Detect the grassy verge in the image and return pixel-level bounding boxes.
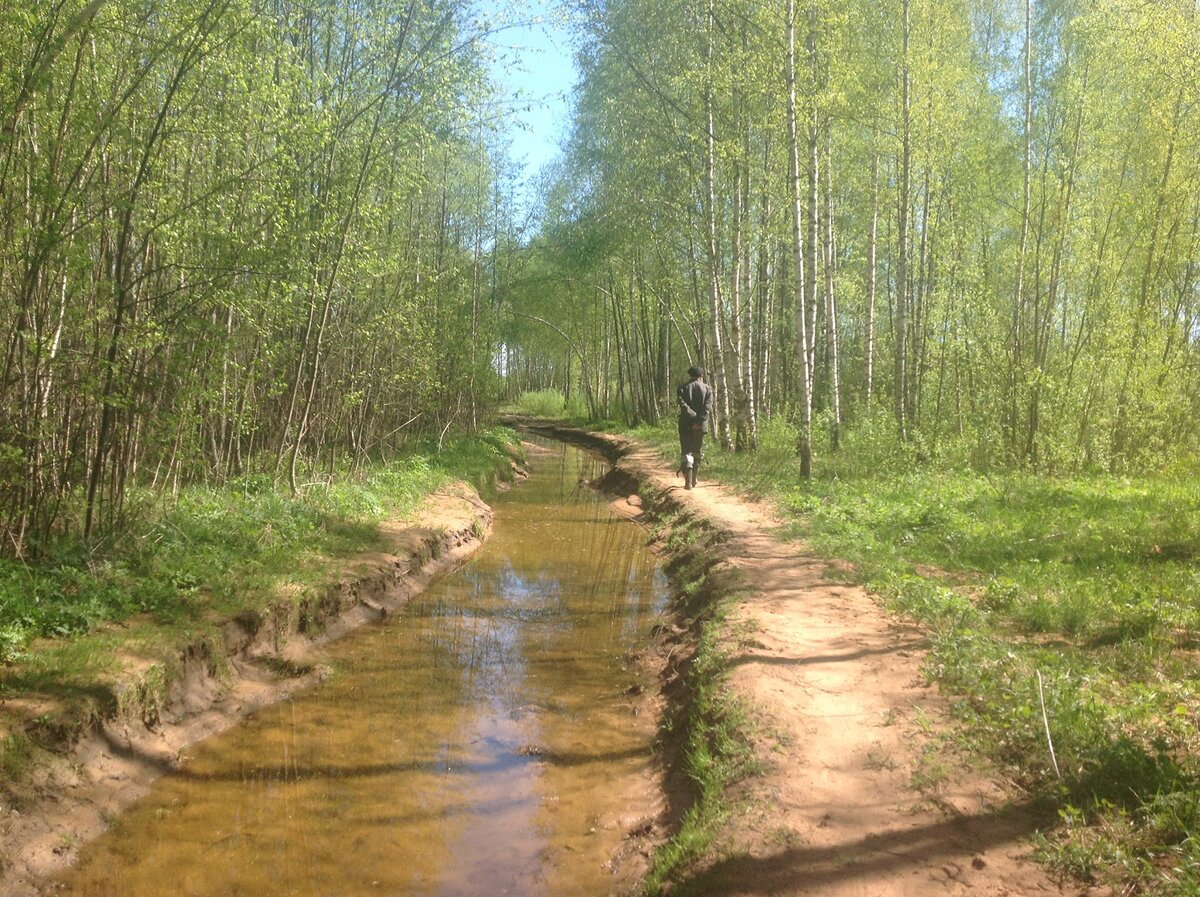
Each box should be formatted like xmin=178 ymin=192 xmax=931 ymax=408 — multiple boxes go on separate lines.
xmin=0 ymin=428 xmax=520 ymax=799
xmin=640 ymin=505 xmax=759 ymax=896
xmin=501 ymin=388 xmax=590 ymax=419
xmin=621 ymin=416 xmax=1200 ymax=897
xmin=0 ymin=429 xmax=518 ymax=657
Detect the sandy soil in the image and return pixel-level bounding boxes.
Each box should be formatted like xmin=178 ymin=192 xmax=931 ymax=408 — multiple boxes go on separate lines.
xmin=1 ymin=484 xmax=494 ymax=897
xmin=2 ymin=426 xmax=1112 ymax=897
xmin=581 ymin=429 xmax=1109 ymax=897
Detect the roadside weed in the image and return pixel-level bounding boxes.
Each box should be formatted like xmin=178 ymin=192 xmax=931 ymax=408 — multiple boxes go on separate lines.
xmin=0 ymin=432 xmax=518 ymax=660
xmin=620 ymin=419 xmax=1200 ymax=896
xmin=643 ymin=594 xmax=758 ymax=896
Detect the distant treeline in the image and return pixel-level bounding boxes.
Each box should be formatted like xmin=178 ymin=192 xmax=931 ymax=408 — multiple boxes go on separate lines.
xmin=506 ymin=0 xmax=1199 ymax=476
xmin=1 ymin=0 xmax=508 ymax=553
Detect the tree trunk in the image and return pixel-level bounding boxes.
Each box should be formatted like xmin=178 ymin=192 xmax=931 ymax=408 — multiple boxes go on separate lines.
xmin=786 ymin=0 xmax=813 ymax=477
xmin=894 ymin=0 xmax=912 ymax=442
xmin=822 ymin=129 xmax=841 ymax=449
xmin=866 ymin=138 xmax=880 ymax=409
xmin=703 ymin=0 xmax=733 ymax=450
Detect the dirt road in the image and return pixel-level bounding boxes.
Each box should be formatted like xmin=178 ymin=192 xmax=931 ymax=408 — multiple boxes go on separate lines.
xmin=596 ymin=431 xmax=1104 ymax=897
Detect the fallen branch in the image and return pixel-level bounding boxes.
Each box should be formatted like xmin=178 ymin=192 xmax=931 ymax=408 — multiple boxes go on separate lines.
xmin=1036 ymin=669 xmax=1061 ymax=780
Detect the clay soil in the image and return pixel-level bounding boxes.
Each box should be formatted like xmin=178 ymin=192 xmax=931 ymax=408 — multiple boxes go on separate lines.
xmin=0 ymin=483 xmax=494 ymax=897
xmin=547 ymin=425 xmax=1110 ymax=897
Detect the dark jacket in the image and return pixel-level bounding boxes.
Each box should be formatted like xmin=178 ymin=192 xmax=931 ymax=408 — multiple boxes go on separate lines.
xmin=677 ymin=379 xmax=714 ymax=424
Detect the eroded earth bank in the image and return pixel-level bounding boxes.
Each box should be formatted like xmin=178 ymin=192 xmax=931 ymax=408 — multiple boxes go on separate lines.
xmin=1 ymin=483 xmax=494 ymax=896
xmin=524 ymin=423 xmax=1106 ymax=897
xmin=6 ymin=428 xmax=1108 ymax=897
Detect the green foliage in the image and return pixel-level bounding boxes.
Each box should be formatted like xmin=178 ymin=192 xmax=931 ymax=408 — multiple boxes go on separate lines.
xmin=623 ymin=415 xmax=1200 ymax=895
xmin=0 ymin=434 xmax=515 ymax=660
xmin=0 ymin=0 xmax=512 ymax=552
xmin=509 ymin=0 xmax=1200 ymax=477
xmin=505 ymin=389 xmax=589 ymax=420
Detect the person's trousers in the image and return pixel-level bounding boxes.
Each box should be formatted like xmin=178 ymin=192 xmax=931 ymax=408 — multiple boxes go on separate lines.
xmin=678 ymin=419 xmax=705 ymax=469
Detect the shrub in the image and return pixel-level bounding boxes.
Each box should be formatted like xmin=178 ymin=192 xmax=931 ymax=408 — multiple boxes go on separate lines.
xmin=509 ymin=389 xmax=569 ymax=417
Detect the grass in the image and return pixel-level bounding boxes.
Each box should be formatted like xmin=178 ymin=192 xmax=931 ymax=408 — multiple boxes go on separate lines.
xmin=0 ymin=428 xmax=520 ymax=805
xmin=0 ymin=428 xmax=519 ymax=661
xmin=501 ymin=388 xmax=590 ymax=419
xmin=618 ymin=414 xmax=1200 ymax=897
xmin=637 ymin=504 xmax=758 ymax=896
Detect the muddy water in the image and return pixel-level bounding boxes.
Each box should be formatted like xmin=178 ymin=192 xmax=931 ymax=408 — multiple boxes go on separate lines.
xmin=55 ymin=441 xmax=667 ymax=897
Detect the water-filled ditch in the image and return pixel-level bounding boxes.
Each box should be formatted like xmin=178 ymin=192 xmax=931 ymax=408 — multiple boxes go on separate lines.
xmin=55 ymin=438 xmax=668 ymax=897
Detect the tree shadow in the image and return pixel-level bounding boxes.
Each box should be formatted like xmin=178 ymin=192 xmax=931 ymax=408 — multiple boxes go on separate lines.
xmin=670 ymin=799 xmax=1055 ymax=896
xmin=99 ymin=723 xmax=180 ymax=776
xmin=728 ymin=639 xmax=929 ymax=669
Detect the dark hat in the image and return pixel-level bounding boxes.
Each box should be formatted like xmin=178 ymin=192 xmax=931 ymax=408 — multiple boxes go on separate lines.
xmin=687 ymin=365 xmax=704 ymax=378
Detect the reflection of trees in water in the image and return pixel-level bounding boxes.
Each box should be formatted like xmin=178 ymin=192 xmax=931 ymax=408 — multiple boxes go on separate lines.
xmin=57 ymin=442 xmax=665 ymax=897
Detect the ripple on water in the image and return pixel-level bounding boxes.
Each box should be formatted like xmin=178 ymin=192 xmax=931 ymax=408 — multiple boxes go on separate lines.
xmin=56 ymin=439 xmax=668 ymax=897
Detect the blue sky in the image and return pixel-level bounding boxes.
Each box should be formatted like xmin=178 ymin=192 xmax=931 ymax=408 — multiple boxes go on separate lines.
xmin=472 ymin=1 xmax=579 ymax=188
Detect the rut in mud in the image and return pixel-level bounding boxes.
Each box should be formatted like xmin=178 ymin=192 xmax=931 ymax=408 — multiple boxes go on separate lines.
xmin=47 ymin=439 xmax=670 ymax=897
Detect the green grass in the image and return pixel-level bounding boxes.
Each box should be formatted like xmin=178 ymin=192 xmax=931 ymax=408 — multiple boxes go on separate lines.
xmin=635 ymin=504 xmax=758 ymax=895
xmin=620 ymin=414 xmax=1200 ymax=897
xmin=501 ymin=388 xmax=589 ymax=419
xmin=643 ymin=594 xmax=759 ymax=897
xmin=0 ymin=428 xmax=519 ymax=662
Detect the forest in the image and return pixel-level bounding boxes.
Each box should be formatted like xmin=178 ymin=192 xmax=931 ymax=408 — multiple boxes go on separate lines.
xmin=1 ymin=0 xmax=513 ymax=555
xmin=1 ymin=0 xmax=1199 ymax=894
xmin=508 ymin=0 xmax=1199 ymax=478
xmin=3 ymin=0 xmax=1197 ymax=550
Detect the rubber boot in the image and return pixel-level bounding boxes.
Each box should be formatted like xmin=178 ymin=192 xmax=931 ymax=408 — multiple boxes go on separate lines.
xmin=684 ymin=467 xmax=694 ymax=489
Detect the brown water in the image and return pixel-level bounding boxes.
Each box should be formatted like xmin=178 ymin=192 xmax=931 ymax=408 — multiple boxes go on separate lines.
xmin=55 ymin=440 xmax=667 ymax=897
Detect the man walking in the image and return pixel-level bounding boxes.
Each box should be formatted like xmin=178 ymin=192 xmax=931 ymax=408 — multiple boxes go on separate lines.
xmin=677 ymin=365 xmax=713 ymax=490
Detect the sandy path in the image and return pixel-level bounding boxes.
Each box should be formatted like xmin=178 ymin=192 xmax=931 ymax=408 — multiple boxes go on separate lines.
xmin=608 ymin=438 xmax=1103 ymax=897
